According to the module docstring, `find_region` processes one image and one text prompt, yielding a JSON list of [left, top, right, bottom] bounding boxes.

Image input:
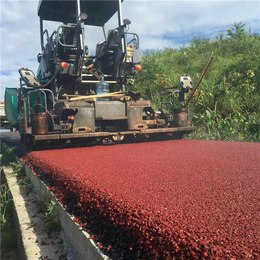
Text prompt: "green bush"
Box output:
[[134, 22, 260, 142]]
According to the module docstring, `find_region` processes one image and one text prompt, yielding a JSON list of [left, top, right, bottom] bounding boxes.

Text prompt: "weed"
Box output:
[[45, 200, 56, 216], [44, 201, 60, 231], [9, 162, 25, 177], [191, 111, 260, 142], [47, 220, 60, 231], [21, 180, 34, 193], [0, 146, 16, 165], [19, 177, 31, 186], [20, 177, 34, 193], [0, 184, 13, 228]]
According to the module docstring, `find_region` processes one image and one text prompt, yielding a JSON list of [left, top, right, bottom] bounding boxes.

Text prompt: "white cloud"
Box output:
[[0, 0, 259, 100]]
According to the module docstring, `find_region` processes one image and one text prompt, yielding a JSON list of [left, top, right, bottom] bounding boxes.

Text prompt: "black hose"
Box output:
[[40, 64, 62, 88]]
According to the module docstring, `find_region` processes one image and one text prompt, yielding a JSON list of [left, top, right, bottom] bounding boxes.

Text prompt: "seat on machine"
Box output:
[[96, 41, 106, 59], [95, 29, 121, 74], [58, 24, 78, 61]]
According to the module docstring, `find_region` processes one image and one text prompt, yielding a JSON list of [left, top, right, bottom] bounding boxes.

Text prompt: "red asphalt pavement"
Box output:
[[24, 139, 260, 259]]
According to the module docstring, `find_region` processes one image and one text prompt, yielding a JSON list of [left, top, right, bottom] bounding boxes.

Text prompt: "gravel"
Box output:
[[23, 140, 260, 259]]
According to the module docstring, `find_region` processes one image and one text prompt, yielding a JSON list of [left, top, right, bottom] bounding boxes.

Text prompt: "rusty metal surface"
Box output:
[[140, 126, 194, 134], [95, 101, 126, 119], [178, 126, 195, 132], [34, 134, 61, 141], [31, 113, 49, 135], [33, 126, 194, 141], [73, 108, 95, 132], [73, 127, 92, 133], [143, 120, 157, 125], [61, 133, 109, 139], [96, 116, 128, 120], [128, 100, 150, 107], [131, 124, 148, 130], [117, 131, 140, 135], [173, 109, 188, 127], [140, 128, 179, 134], [57, 100, 94, 108], [127, 106, 145, 130]]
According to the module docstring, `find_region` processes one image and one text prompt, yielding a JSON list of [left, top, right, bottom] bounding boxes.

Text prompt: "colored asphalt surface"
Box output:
[[23, 140, 260, 259]]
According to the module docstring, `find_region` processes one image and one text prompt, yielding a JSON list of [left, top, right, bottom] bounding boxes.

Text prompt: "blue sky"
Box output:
[[0, 0, 259, 101]]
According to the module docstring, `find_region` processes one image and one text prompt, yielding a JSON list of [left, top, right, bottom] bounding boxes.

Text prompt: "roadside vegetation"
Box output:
[[0, 146, 18, 259], [134, 22, 260, 142], [1, 145, 28, 259], [0, 145, 60, 257], [0, 146, 16, 230]]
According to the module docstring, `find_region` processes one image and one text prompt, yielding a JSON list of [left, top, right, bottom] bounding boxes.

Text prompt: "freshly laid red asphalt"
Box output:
[[23, 140, 260, 259]]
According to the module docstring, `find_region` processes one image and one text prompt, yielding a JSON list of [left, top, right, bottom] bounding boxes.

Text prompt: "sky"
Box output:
[[0, 0, 259, 101]]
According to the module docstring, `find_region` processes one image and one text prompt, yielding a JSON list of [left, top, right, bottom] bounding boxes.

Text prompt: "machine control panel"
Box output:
[[180, 75, 193, 92], [19, 68, 41, 88]]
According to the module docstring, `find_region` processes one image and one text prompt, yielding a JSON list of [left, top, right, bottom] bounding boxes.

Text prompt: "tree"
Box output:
[[227, 22, 246, 38]]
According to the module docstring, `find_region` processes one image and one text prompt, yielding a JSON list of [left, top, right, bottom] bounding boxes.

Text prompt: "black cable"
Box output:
[[39, 64, 62, 88]]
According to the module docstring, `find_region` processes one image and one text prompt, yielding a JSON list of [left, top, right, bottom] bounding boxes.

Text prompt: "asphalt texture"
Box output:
[[21, 140, 260, 259]]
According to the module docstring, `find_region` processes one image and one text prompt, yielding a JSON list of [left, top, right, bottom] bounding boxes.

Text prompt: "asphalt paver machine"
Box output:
[[6, 0, 194, 149]]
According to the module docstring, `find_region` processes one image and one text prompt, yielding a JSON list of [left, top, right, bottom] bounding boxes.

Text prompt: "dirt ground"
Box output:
[[1, 167, 68, 260]]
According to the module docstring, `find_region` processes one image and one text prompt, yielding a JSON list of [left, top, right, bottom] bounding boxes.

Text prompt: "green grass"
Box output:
[[0, 184, 13, 227], [0, 146, 16, 165], [9, 162, 25, 178]]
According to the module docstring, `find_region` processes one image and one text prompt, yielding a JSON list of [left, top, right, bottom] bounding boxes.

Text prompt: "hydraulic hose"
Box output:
[[40, 64, 62, 88]]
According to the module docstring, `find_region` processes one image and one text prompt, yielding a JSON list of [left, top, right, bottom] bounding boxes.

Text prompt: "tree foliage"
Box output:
[[133, 23, 260, 142]]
